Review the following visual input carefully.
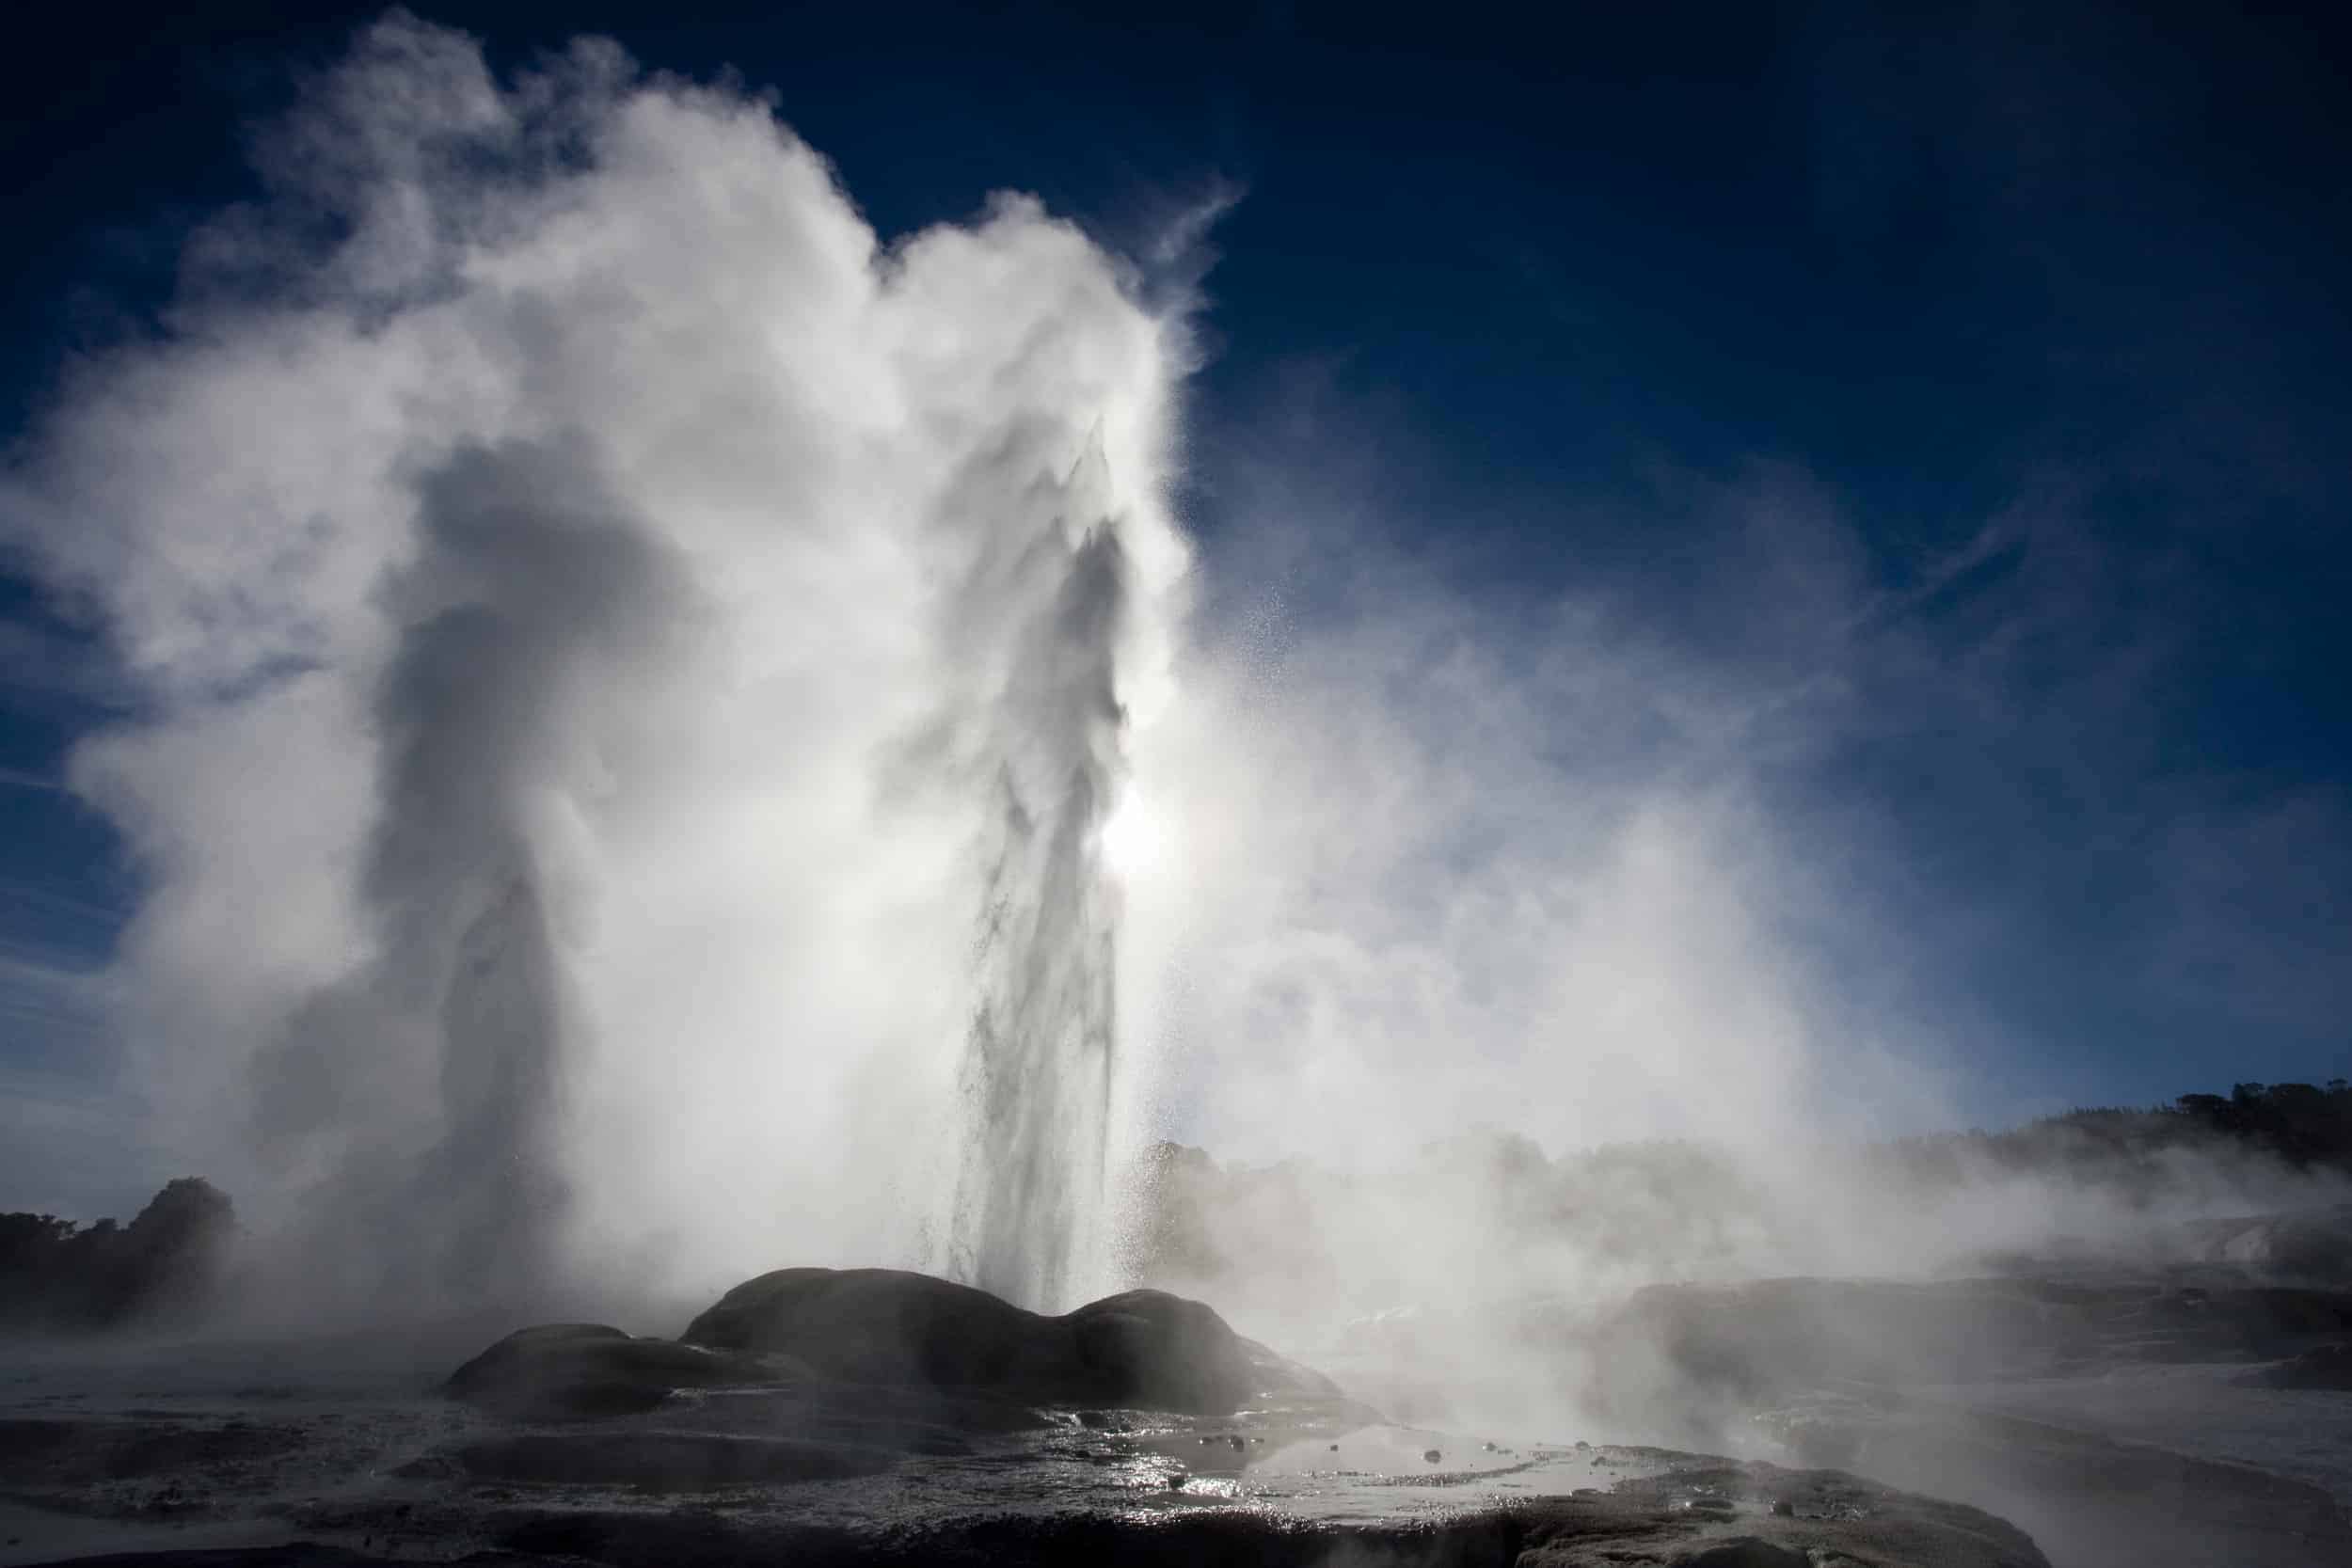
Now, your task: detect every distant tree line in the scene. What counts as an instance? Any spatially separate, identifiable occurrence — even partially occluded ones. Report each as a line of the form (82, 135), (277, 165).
(0, 1177), (235, 1333)
(1878, 1080), (2352, 1187)
(2169, 1081), (2352, 1164)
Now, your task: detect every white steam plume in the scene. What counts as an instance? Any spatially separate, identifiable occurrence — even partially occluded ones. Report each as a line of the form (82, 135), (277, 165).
(4, 13), (1188, 1317)
(12, 12), (2318, 1376)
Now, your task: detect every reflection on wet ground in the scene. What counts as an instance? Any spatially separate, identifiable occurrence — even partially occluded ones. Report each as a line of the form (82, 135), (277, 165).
(0, 1339), (2043, 1567)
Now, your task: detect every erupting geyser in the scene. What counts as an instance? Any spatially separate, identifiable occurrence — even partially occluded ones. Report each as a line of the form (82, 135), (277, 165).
(1, 14), (1190, 1318)
(935, 436), (1138, 1310)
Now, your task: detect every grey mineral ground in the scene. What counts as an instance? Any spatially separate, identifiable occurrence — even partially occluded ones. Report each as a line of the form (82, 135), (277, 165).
(0, 1269), (2062, 1568)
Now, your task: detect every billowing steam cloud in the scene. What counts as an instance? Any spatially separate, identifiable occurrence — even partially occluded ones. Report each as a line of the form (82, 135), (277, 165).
(5, 13), (1187, 1317)
(12, 12), (2336, 1363)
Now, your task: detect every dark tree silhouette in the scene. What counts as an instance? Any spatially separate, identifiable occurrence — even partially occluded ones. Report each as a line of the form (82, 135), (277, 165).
(0, 1178), (235, 1333)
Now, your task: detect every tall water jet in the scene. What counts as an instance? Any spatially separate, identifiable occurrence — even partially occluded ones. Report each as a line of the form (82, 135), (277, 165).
(3, 14), (1193, 1322)
(926, 436), (1136, 1309)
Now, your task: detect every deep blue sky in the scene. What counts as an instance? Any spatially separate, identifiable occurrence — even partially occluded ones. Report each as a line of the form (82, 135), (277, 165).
(3, 1), (2347, 1168)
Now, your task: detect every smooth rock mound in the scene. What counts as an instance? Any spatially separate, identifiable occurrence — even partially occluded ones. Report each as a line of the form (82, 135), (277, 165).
(682, 1267), (1262, 1414)
(445, 1322), (787, 1418)
(683, 1270), (1039, 1384)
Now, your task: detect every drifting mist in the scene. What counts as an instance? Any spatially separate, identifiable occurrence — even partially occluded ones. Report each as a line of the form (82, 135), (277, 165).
(5, 14), (1190, 1317)
(8, 14), (2341, 1348)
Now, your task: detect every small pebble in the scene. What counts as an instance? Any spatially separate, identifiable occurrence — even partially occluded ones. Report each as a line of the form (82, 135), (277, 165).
(1772, 1499), (1795, 1517)
(1329, 1443), (1340, 1451)
(1228, 1434), (1246, 1451)
(1423, 1449), (1443, 1464)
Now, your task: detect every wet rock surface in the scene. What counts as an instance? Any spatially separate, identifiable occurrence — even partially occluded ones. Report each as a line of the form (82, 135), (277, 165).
(1, 1419), (2050, 1567)
(417, 1430), (905, 1487)
(0, 1271), (2053, 1567)
(1741, 1386), (2352, 1568)
(443, 1324), (788, 1419)
(679, 1267), (1304, 1416)
(1332, 1265), (2352, 1568)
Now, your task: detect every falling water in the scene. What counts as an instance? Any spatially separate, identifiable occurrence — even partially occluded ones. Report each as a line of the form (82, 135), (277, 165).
(922, 436), (1136, 1310)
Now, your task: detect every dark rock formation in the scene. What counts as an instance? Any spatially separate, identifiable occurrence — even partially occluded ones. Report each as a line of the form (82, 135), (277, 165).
(1, 1276), (2058, 1568)
(444, 1323), (789, 1418)
(0, 1269), (2071, 1567)
(680, 1267), (1268, 1415)
(1064, 1288), (1257, 1412)
(435, 1269), (1352, 1434)
(682, 1269), (1039, 1381)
